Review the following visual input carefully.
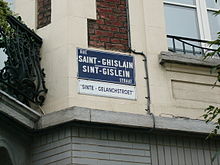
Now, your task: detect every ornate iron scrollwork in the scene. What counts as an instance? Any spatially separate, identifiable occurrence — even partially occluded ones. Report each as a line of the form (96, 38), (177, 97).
(0, 16), (47, 106)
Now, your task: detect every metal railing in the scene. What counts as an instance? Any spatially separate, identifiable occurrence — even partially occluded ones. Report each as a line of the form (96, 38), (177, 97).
(0, 16), (47, 106)
(167, 35), (218, 56)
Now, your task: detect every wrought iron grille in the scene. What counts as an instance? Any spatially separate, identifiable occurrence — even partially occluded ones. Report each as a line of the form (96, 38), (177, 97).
(0, 16), (47, 106)
(167, 35), (218, 56)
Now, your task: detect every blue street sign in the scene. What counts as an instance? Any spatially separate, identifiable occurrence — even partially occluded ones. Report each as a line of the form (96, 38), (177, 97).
(77, 48), (135, 85)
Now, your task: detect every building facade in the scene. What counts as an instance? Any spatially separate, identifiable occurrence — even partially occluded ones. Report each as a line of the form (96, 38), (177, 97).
(1, 0), (220, 164)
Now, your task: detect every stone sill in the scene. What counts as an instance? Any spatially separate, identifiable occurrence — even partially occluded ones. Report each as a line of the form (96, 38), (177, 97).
(37, 106), (215, 135)
(159, 51), (220, 68)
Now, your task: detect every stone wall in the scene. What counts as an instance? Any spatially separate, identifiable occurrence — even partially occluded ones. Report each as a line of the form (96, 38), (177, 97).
(31, 124), (220, 165)
(32, 125), (151, 165)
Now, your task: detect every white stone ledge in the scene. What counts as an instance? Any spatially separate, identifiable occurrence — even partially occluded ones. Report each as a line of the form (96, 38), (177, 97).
(159, 51), (220, 67)
(0, 90), (41, 129)
(0, 91), (214, 134)
(37, 106), (214, 134)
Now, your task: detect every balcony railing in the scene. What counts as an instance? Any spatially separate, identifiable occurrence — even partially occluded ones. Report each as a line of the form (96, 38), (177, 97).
(0, 16), (47, 106)
(167, 35), (218, 56)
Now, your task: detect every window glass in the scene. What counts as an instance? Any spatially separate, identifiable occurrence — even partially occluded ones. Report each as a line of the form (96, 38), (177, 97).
(165, 0), (195, 5)
(164, 4), (200, 53)
(206, 0), (220, 9)
(164, 0), (220, 55)
(208, 11), (220, 40)
(164, 4), (200, 39)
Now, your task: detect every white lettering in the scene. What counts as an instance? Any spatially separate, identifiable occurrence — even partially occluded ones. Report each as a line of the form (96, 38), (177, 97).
(82, 65), (87, 72)
(78, 55), (83, 62)
(82, 65), (99, 74)
(79, 49), (87, 55)
(79, 55), (97, 64)
(102, 68), (130, 78)
(101, 58), (133, 69)
(119, 78), (132, 84)
(102, 59), (106, 65)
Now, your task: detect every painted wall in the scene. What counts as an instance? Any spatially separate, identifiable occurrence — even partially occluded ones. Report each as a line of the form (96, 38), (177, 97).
(20, 0), (148, 115)
(14, 0), (220, 119)
(15, 0), (36, 29)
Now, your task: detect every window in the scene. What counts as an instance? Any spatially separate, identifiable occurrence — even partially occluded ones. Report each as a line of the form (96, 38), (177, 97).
(164, 0), (220, 53)
(206, 0), (220, 40)
(164, 0), (200, 39)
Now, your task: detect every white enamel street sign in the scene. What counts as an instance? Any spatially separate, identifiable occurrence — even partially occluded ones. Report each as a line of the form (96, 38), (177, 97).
(78, 79), (136, 100)
(77, 48), (135, 85)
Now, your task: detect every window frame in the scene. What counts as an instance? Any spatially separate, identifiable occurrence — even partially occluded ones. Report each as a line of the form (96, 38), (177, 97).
(164, 0), (220, 41)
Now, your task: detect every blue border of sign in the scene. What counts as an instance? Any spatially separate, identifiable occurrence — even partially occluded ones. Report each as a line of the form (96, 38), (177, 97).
(77, 48), (136, 86)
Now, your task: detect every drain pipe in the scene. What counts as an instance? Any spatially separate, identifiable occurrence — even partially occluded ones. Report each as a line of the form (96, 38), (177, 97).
(125, 0), (131, 49)
(129, 49), (151, 114)
(126, 0), (155, 129)
(128, 48), (155, 130)
(125, 0), (151, 114)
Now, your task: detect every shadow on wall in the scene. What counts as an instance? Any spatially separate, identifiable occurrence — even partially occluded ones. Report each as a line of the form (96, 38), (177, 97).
(0, 147), (13, 165)
(0, 139), (16, 165)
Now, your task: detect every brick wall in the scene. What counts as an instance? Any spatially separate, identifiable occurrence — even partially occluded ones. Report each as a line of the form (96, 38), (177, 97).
(37, 0), (51, 29)
(88, 0), (129, 52)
